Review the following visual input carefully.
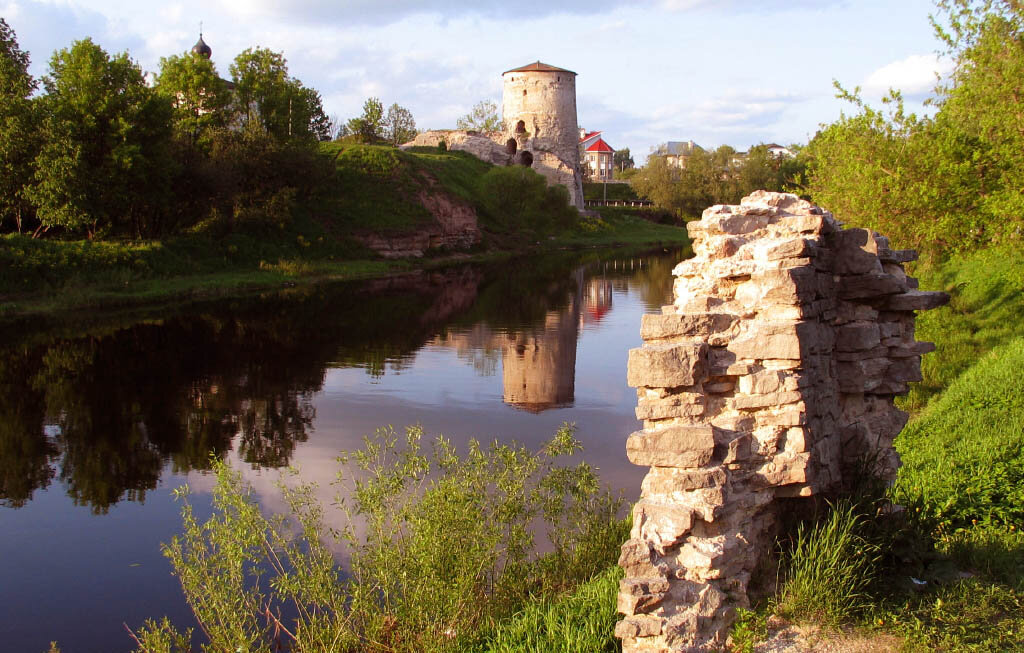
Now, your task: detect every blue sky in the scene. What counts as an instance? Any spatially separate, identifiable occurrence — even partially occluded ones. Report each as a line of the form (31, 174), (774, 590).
(2, 0), (951, 161)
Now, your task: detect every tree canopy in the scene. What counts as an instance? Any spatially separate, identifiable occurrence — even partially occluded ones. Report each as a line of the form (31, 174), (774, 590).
(456, 100), (501, 132)
(803, 0), (1024, 251)
(26, 38), (174, 238)
(156, 51), (231, 139)
(384, 103), (417, 146)
(0, 18), (39, 232)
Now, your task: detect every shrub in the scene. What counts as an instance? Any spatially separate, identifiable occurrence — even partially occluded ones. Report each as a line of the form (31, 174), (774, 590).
(134, 423), (625, 653)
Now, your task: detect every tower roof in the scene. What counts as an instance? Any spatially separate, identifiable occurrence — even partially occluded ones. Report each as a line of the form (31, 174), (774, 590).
(585, 138), (614, 153)
(191, 34), (212, 59)
(503, 61), (576, 75)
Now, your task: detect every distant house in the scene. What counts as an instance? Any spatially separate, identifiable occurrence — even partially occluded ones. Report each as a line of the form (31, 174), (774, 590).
(659, 140), (703, 168)
(579, 129), (603, 151)
(584, 137), (615, 181)
(764, 143), (795, 159)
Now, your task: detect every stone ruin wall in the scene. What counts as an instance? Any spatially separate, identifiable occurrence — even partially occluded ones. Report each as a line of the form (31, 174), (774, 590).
(617, 191), (949, 651)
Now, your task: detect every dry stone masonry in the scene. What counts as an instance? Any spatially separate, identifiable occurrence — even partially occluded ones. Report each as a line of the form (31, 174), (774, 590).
(617, 191), (948, 651)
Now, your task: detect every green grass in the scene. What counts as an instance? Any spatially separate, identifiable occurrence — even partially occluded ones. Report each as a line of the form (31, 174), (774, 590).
(471, 567), (623, 653)
(583, 182), (640, 202)
(902, 245), (1024, 412)
(554, 212), (689, 248)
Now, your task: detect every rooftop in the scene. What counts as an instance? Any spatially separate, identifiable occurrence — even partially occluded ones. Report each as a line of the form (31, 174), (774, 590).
(586, 138), (614, 153)
(503, 61), (577, 75)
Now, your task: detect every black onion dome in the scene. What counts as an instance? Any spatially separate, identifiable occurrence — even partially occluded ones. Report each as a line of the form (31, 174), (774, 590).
(191, 34), (212, 58)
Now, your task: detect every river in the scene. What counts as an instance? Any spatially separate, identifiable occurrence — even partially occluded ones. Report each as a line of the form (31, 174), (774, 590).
(0, 246), (686, 652)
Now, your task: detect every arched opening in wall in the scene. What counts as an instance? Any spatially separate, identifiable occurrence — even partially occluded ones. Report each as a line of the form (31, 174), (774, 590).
(506, 138), (517, 155)
(518, 151), (533, 167)
(515, 120), (526, 134)
(523, 90), (527, 96)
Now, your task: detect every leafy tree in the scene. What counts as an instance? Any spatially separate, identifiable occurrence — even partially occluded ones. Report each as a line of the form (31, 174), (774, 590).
(384, 102), (416, 146)
(347, 96), (384, 143)
(230, 47), (289, 135)
(456, 99), (501, 132)
(613, 148), (634, 172)
(155, 51), (231, 140)
(26, 39), (174, 238)
(0, 18), (40, 233)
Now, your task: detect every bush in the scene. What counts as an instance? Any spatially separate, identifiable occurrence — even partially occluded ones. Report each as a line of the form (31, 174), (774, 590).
(477, 166), (577, 237)
(134, 423), (625, 653)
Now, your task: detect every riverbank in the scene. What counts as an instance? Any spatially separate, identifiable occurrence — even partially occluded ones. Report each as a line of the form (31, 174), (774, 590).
(1, 142), (690, 320)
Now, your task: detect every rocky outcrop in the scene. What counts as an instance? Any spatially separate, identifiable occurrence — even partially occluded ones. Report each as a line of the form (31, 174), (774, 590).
(617, 191), (948, 651)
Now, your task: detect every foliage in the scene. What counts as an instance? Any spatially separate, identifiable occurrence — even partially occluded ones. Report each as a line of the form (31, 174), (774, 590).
(456, 100), (501, 132)
(133, 423), (626, 653)
(476, 166), (577, 236)
(155, 51), (231, 139)
(775, 501), (882, 625)
(803, 1), (1024, 252)
(0, 18), (39, 233)
(347, 97), (385, 143)
(26, 38), (174, 238)
(613, 148), (634, 172)
(629, 144), (803, 218)
(230, 47), (327, 142)
(470, 566), (624, 653)
(383, 103), (416, 146)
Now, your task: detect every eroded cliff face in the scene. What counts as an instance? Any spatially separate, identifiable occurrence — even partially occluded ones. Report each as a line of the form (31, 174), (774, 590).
(353, 181), (481, 259)
(617, 191), (948, 652)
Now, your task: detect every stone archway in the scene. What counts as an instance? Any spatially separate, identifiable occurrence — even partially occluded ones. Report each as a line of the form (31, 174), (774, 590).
(506, 138), (517, 155)
(517, 151), (533, 167)
(515, 120), (526, 134)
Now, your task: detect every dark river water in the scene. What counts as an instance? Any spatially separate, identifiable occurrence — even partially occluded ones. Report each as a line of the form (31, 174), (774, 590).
(0, 247), (686, 652)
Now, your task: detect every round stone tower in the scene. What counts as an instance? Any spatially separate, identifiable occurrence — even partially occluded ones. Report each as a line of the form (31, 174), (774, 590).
(501, 61), (584, 210)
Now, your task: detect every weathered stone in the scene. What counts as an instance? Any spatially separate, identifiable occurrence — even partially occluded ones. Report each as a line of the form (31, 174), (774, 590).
(640, 313), (738, 342)
(617, 192), (946, 653)
(626, 426), (715, 468)
(627, 343), (708, 388)
(880, 290), (951, 311)
(837, 272), (907, 299)
(836, 322), (881, 351)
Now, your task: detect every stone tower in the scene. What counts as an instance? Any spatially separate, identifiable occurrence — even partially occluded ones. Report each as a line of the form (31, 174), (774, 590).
(502, 61), (584, 210)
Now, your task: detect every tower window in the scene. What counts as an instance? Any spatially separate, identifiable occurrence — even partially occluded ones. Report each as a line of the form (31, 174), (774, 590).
(506, 138), (517, 155)
(523, 90), (527, 96)
(515, 120), (526, 134)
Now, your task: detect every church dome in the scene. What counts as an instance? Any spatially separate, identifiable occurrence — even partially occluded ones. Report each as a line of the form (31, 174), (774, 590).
(191, 34), (212, 59)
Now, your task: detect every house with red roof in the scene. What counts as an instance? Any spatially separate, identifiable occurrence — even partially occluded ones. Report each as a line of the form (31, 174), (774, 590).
(580, 130), (615, 181)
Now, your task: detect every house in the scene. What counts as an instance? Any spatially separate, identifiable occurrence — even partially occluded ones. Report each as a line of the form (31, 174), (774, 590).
(764, 143), (795, 159)
(659, 140), (703, 168)
(583, 136), (615, 181)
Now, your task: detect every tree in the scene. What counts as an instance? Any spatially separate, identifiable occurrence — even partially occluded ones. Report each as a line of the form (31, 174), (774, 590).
(384, 103), (417, 146)
(230, 47), (289, 136)
(347, 97), (384, 143)
(456, 99), (501, 132)
(0, 18), (40, 233)
(613, 148), (634, 172)
(155, 51), (231, 139)
(26, 38), (174, 238)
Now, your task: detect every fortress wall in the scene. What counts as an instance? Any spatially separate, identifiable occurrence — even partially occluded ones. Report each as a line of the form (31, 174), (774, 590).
(617, 191), (948, 651)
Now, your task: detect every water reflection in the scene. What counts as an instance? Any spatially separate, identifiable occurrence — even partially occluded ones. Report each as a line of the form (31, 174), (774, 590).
(0, 248), (683, 513)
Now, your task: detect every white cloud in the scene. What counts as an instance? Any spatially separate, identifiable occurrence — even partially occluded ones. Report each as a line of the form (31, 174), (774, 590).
(862, 53), (953, 99)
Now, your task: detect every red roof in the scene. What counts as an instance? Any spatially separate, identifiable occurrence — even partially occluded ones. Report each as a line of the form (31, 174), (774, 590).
(503, 61), (577, 75)
(579, 130), (601, 143)
(585, 138), (614, 153)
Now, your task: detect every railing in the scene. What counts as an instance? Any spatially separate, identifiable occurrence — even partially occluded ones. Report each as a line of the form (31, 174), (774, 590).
(583, 199), (655, 207)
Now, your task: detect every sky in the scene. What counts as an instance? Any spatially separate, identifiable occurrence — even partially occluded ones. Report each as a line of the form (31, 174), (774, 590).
(2, 0), (953, 162)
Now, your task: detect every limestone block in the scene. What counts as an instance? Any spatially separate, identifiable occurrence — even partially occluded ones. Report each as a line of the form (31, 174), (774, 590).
(880, 290), (951, 311)
(732, 390), (803, 410)
(836, 322), (882, 351)
(837, 272), (907, 299)
(627, 343), (708, 388)
(626, 426), (715, 468)
(833, 228), (883, 275)
(737, 369), (786, 394)
(615, 616), (664, 639)
(619, 577), (671, 614)
(619, 538), (669, 578)
(642, 467), (728, 494)
(634, 502), (697, 553)
(640, 313), (738, 342)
